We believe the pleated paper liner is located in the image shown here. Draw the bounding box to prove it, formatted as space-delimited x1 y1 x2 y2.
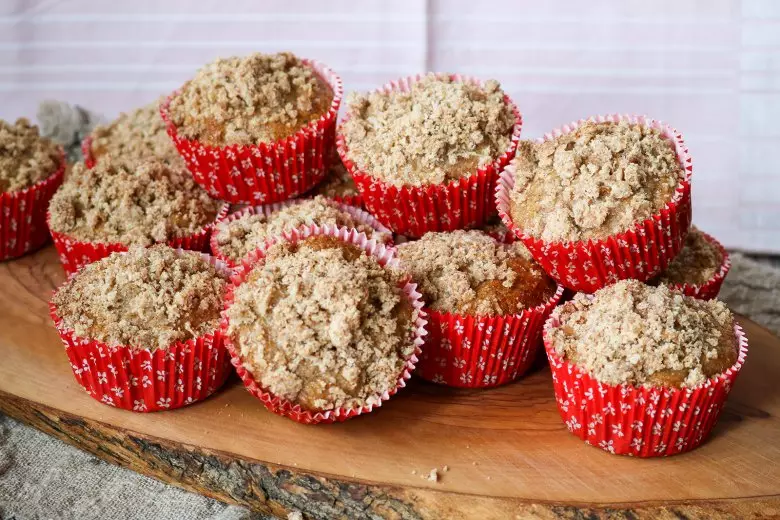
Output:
416 283 564 388
209 198 393 268
81 135 95 169
48 203 229 276
665 231 730 301
496 114 693 293
1 149 65 261
160 59 343 205
327 193 363 209
49 250 233 412
543 315 748 457
336 73 523 238
221 224 428 424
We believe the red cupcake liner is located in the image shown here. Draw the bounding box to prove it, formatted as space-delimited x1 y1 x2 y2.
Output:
336 73 522 238
81 135 95 169
160 60 343 205
48 203 229 276
497 114 693 293
1 149 65 261
417 283 564 388
210 198 392 268
49 250 233 412
221 224 428 424
543 315 748 457
666 231 730 300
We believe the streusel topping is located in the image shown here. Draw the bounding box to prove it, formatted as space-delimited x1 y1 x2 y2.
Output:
396 230 556 315
89 100 183 167
48 159 221 245
550 280 736 388
169 52 333 146
226 236 417 411
342 75 515 187
658 227 723 286
52 245 226 350
213 196 389 263
510 121 683 243
0 118 60 192
312 155 359 198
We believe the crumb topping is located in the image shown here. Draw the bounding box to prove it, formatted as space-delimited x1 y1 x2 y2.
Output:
90 100 184 167
342 75 515 187
52 245 226 350
312 155 359 198
510 121 683 243
226 236 417 411
48 159 221 246
396 230 555 315
213 196 389 263
659 227 723 286
169 52 333 146
0 118 60 192
550 280 737 388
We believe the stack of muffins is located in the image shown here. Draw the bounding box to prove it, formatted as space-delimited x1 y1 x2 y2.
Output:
0 51 746 453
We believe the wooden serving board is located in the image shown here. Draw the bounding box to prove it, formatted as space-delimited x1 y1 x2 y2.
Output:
2 246 780 520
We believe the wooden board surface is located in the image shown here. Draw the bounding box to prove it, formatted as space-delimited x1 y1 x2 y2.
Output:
2 246 780 520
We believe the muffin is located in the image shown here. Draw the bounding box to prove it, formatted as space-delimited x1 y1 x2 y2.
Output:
211 196 391 267
49 245 232 411
337 73 520 237
223 227 425 423
47 158 226 274
0 118 65 260
497 114 692 293
161 52 342 204
396 230 561 387
85 100 184 168
544 280 747 456
656 227 729 300
311 153 362 207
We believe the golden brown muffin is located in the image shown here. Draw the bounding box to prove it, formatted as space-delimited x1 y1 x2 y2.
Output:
341 74 515 187
658 227 723 286
0 118 60 192
510 121 683 243
549 280 737 388
395 230 556 315
169 52 333 146
312 154 359 199
52 245 227 350
225 236 417 411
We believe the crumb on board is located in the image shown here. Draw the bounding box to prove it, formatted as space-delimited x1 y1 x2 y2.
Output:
426 469 439 482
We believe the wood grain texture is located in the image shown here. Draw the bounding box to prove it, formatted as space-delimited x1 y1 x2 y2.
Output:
2 246 780 520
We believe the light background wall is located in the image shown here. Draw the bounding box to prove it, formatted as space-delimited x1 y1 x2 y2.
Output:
1 0 778 252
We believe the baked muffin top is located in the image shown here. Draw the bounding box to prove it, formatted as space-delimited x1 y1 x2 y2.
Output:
341 75 515 187
52 245 227 350
169 52 333 146
549 280 737 388
0 118 60 192
395 230 556 315
89 100 183 167
312 155 359 199
225 236 417 412
48 159 221 246
658 227 723 286
509 121 683 243
213 196 389 264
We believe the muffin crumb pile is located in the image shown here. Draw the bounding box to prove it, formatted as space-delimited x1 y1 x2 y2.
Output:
659 227 723 285
342 75 514 187
52 245 227 350
169 52 333 146
90 100 183 167
510 121 683 242
226 236 416 411
213 196 387 262
48 159 221 246
550 280 736 388
0 118 60 192
396 230 555 315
